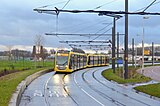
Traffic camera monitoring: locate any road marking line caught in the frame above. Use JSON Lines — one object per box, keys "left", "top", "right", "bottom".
{"left": 81, "top": 88, "right": 105, "bottom": 106}
{"left": 56, "top": 93, "right": 59, "bottom": 97}
{"left": 74, "top": 73, "right": 105, "bottom": 106}
{"left": 54, "top": 91, "right": 56, "bottom": 94}
{"left": 45, "top": 76, "right": 52, "bottom": 90}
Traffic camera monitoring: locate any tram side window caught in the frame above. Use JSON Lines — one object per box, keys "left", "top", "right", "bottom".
{"left": 80, "top": 55, "right": 83, "bottom": 68}
{"left": 105, "top": 56, "right": 109, "bottom": 64}
{"left": 84, "top": 56, "right": 87, "bottom": 66}
{"left": 82, "top": 56, "right": 85, "bottom": 67}
{"left": 91, "top": 56, "right": 94, "bottom": 65}
{"left": 82, "top": 56, "right": 84, "bottom": 66}
{"left": 94, "top": 56, "right": 98, "bottom": 65}
{"left": 74, "top": 55, "right": 78, "bottom": 67}
{"left": 98, "top": 56, "right": 99, "bottom": 64}
{"left": 103, "top": 56, "right": 105, "bottom": 64}
{"left": 100, "top": 56, "right": 102, "bottom": 64}
{"left": 78, "top": 55, "right": 80, "bottom": 68}
{"left": 88, "top": 56, "right": 90, "bottom": 65}
{"left": 93, "top": 56, "right": 95, "bottom": 65}
{"left": 69, "top": 54, "right": 74, "bottom": 69}
{"left": 102, "top": 56, "right": 104, "bottom": 64}
{"left": 98, "top": 56, "right": 100, "bottom": 64}
{"left": 97, "top": 56, "right": 99, "bottom": 64}
{"left": 93, "top": 56, "right": 94, "bottom": 65}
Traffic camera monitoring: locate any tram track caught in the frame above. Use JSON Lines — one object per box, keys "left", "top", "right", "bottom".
{"left": 73, "top": 69, "right": 106, "bottom": 106}
{"left": 19, "top": 67, "right": 160, "bottom": 106}
{"left": 81, "top": 68, "right": 126, "bottom": 106}
{"left": 44, "top": 73, "right": 78, "bottom": 106}
{"left": 62, "top": 74, "right": 79, "bottom": 106}
{"left": 44, "top": 75, "right": 53, "bottom": 106}
{"left": 91, "top": 68, "right": 150, "bottom": 106}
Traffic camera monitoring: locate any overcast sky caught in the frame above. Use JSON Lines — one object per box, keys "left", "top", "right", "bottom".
{"left": 0, "top": 0, "right": 160, "bottom": 51}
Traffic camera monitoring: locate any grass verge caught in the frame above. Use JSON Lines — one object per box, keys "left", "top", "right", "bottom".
{"left": 102, "top": 66, "right": 160, "bottom": 98}
{"left": 134, "top": 83, "right": 160, "bottom": 98}
{"left": 0, "top": 60, "right": 54, "bottom": 77}
{"left": 0, "top": 67, "right": 52, "bottom": 106}
{"left": 102, "top": 67, "right": 151, "bottom": 84}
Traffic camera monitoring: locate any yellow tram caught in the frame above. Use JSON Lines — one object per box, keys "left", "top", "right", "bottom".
{"left": 54, "top": 50, "right": 109, "bottom": 72}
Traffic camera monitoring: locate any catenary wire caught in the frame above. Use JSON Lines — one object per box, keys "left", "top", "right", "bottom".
{"left": 91, "top": 27, "right": 112, "bottom": 41}
{"left": 136, "top": 0, "right": 160, "bottom": 12}
{"left": 37, "top": 1, "right": 69, "bottom": 9}
{"left": 142, "top": 0, "right": 157, "bottom": 12}
{"left": 62, "top": 0, "right": 72, "bottom": 9}
{"left": 94, "top": 22, "right": 112, "bottom": 34}
{"left": 94, "top": 0, "right": 119, "bottom": 10}
{"left": 71, "top": 18, "right": 111, "bottom": 33}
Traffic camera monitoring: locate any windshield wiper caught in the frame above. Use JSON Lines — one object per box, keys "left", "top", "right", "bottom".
{"left": 62, "top": 61, "right": 68, "bottom": 65}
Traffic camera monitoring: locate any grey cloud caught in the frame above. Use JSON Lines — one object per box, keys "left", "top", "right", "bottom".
{"left": 0, "top": 0, "right": 160, "bottom": 48}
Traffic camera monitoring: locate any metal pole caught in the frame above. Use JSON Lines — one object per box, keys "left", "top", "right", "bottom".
{"left": 142, "top": 18, "right": 144, "bottom": 73}
{"left": 112, "top": 26, "right": 116, "bottom": 73}
{"left": 124, "top": 0, "right": 128, "bottom": 79}
{"left": 117, "top": 32, "right": 119, "bottom": 68}
{"left": 132, "top": 38, "right": 134, "bottom": 67}
{"left": 142, "top": 16, "right": 149, "bottom": 72}
{"left": 152, "top": 42, "right": 154, "bottom": 65}
{"left": 135, "top": 45, "right": 137, "bottom": 68}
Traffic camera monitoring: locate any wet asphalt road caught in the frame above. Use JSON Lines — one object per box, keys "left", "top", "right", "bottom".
{"left": 19, "top": 66, "right": 160, "bottom": 106}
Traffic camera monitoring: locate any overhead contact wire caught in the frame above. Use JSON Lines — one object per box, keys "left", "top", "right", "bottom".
{"left": 136, "top": 0, "right": 159, "bottom": 12}
{"left": 94, "top": 0, "right": 118, "bottom": 10}
{"left": 37, "top": 1, "right": 69, "bottom": 9}
{"left": 62, "top": 0, "right": 71, "bottom": 9}
{"left": 142, "top": 0, "right": 157, "bottom": 12}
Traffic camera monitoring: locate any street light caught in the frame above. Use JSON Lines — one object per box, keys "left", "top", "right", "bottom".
{"left": 142, "top": 16, "right": 149, "bottom": 73}
{"left": 135, "top": 34, "right": 140, "bottom": 68}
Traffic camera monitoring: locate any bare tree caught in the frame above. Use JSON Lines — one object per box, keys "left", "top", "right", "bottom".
{"left": 6, "top": 45, "right": 13, "bottom": 61}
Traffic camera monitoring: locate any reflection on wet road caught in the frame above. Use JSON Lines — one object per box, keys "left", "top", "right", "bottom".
{"left": 19, "top": 67, "right": 160, "bottom": 106}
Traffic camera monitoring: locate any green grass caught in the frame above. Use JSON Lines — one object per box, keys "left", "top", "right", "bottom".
{"left": 102, "top": 66, "right": 160, "bottom": 98}
{"left": 0, "top": 68, "right": 53, "bottom": 106}
{"left": 102, "top": 67, "right": 151, "bottom": 84}
{"left": 0, "top": 60, "right": 54, "bottom": 106}
{"left": 0, "top": 60, "right": 54, "bottom": 73}
{"left": 134, "top": 83, "right": 160, "bottom": 98}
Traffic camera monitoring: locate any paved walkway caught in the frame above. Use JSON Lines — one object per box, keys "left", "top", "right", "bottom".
{"left": 137, "top": 66, "right": 160, "bottom": 82}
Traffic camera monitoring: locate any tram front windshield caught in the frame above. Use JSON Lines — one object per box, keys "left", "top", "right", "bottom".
{"left": 56, "top": 56, "right": 68, "bottom": 66}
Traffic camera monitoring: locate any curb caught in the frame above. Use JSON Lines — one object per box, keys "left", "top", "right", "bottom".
{"left": 103, "top": 67, "right": 160, "bottom": 101}
{"left": 132, "top": 89, "right": 160, "bottom": 101}
{"left": 9, "top": 69, "right": 53, "bottom": 106}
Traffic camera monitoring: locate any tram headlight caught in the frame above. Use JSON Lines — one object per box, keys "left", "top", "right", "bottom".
{"left": 56, "top": 65, "right": 58, "bottom": 67}
{"left": 65, "top": 65, "right": 68, "bottom": 68}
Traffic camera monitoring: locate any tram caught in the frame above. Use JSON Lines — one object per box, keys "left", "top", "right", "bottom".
{"left": 54, "top": 49, "right": 109, "bottom": 72}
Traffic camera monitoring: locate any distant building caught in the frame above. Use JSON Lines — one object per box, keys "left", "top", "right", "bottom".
{"left": 0, "top": 49, "right": 32, "bottom": 60}
{"left": 32, "top": 46, "right": 49, "bottom": 61}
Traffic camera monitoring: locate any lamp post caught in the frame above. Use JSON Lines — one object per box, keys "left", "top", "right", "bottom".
{"left": 142, "top": 16, "right": 149, "bottom": 73}
{"left": 135, "top": 34, "right": 140, "bottom": 68}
